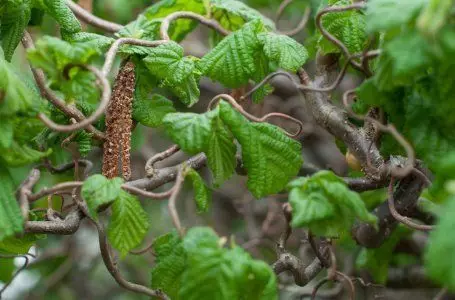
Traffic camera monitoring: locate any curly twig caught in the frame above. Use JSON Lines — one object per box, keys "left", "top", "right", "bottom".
{"left": 388, "top": 177, "right": 434, "bottom": 231}
{"left": 209, "top": 94, "right": 304, "bottom": 138}
{"left": 276, "top": 0, "right": 311, "bottom": 36}
{"left": 145, "top": 145, "right": 180, "bottom": 177}
{"left": 168, "top": 168, "right": 186, "bottom": 237}
{"left": 160, "top": 11, "right": 230, "bottom": 41}
{"left": 0, "top": 254, "right": 33, "bottom": 297}
{"left": 65, "top": 0, "right": 123, "bottom": 32}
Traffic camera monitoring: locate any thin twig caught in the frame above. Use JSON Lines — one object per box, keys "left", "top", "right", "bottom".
{"left": 0, "top": 255, "right": 31, "bottom": 298}
{"left": 168, "top": 168, "right": 186, "bottom": 237}
{"left": 387, "top": 177, "right": 434, "bottom": 231}
{"left": 209, "top": 94, "right": 304, "bottom": 138}
{"left": 276, "top": 0, "right": 311, "bottom": 36}
{"left": 145, "top": 145, "right": 180, "bottom": 177}
{"left": 160, "top": 11, "right": 230, "bottom": 41}
{"left": 65, "top": 0, "right": 123, "bottom": 32}
{"left": 17, "top": 169, "right": 41, "bottom": 220}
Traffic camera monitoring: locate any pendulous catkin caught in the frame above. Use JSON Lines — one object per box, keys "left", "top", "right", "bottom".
{"left": 102, "top": 61, "right": 135, "bottom": 180}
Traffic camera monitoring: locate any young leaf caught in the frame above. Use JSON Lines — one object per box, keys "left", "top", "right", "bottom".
{"left": 107, "top": 190, "right": 150, "bottom": 257}
{"left": 151, "top": 231, "right": 186, "bottom": 299}
{"left": 318, "top": 0, "right": 367, "bottom": 54}
{"left": 43, "top": 0, "right": 82, "bottom": 33}
{"left": 1, "top": 142, "right": 52, "bottom": 167}
{"left": 288, "top": 171, "right": 377, "bottom": 237}
{"left": 209, "top": 0, "right": 275, "bottom": 31}
{"left": 0, "top": 233, "right": 46, "bottom": 255}
{"left": 133, "top": 94, "right": 176, "bottom": 128}
{"left": 366, "top": 0, "right": 428, "bottom": 32}
{"left": 425, "top": 196, "right": 455, "bottom": 291}
{"left": 206, "top": 109, "right": 237, "bottom": 186}
{"left": 185, "top": 168, "right": 211, "bottom": 213}
{"left": 162, "top": 111, "right": 214, "bottom": 154}
{"left": 0, "top": 1, "right": 31, "bottom": 61}
{"left": 219, "top": 101, "right": 303, "bottom": 198}
{"left": 81, "top": 175, "right": 124, "bottom": 220}
{"left": 143, "top": 42, "right": 201, "bottom": 106}
{"left": 198, "top": 19, "right": 264, "bottom": 88}
{"left": 0, "top": 121, "right": 14, "bottom": 149}
{"left": 0, "top": 166, "right": 24, "bottom": 242}
{"left": 258, "top": 32, "right": 309, "bottom": 72}
{"left": 179, "top": 227, "right": 277, "bottom": 299}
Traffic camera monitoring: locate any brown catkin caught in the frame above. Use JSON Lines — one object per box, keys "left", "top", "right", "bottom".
{"left": 102, "top": 61, "right": 135, "bottom": 180}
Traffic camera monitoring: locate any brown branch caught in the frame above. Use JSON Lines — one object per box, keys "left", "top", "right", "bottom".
{"left": 168, "top": 168, "right": 186, "bottom": 237}
{"left": 65, "top": 0, "right": 123, "bottom": 33}
{"left": 160, "top": 11, "right": 230, "bottom": 41}
{"left": 17, "top": 169, "right": 41, "bottom": 220}
{"left": 276, "top": 0, "right": 311, "bottom": 36}
{"left": 21, "top": 31, "right": 105, "bottom": 140}
{"left": 145, "top": 145, "right": 180, "bottom": 177}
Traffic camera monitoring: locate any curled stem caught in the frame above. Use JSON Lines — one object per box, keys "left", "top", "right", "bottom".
{"left": 168, "top": 168, "right": 186, "bottom": 237}
{"left": 276, "top": 0, "right": 311, "bottom": 36}
{"left": 145, "top": 145, "right": 181, "bottom": 177}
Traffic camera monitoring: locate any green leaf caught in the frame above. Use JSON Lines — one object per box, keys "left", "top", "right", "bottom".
{"left": 199, "top": 19, "right": 265, "bottom": 88}
{"left": 81, "top": 175, "right": 124, "bottom": 220}
{"left": 417, "top": 0, "right": 452, "bottom": 36}
{"left": 162, "top": 111, "right": 214, "bottom": 154}
{"left": 0, "top": 166, "right": 24, "bottom": 242}
{"left": 206, "top": 108, "right": 237, "bottom": 186}
{"left": 0, "top": 0, "right": 32, "bottom": 61}
{"left": 143, "top": 42, "right": 201, "bottom": 106}
{"left": 0, "top": 58, "right": 36, "bottom": 116}
{"left": 0, "top": 233, "right": 46, "bottom": 255}
{"left": 43, "top": 0, "right": 82, "bottom": 33}
{"left": 179, "top": 227, "right": 277, "bottom": 300}
{"left": 0, "top": 259, "right": 15, "bottom": 283}
{"left": 288, "top": 171, "right": 377, "bottom": 237}
{"left": 318, "top": 0, "right": 367, "bottom": 54}
{"left": 133, "top": 94, "right": 176, "bottom": 128}
{"left": 0, "top": 121, "right": 14, "bottom": 149}
{"left": 209, "top": 0, "right": 275, "bottom": 31}
{"left": 62, "top": 32, "right": 114, "bottom": 52}
{"left": 186, "top": 168, "right": 211, "bottom": 213}
{"left": 72, "top": 130, "right": 93, "bottom": 157}
{"left": 258, "top": 32, "right": 309, "bottom": 72}
{"left": 116, "top": 15, "right": 161, "bottom": 56}
{"left": 219, "top": 101, "right": 302, "bottom": 198}
{"left": 366, "top": 0, "right": 428, "bottom": 33}
{"left": 151, "top": 231, "right": 186, "bottom": 299}
{"left": 1, "top": 142, "right": 52, "bottom": 167}
{"left": 107, "top": 190, "right": 150, "bottom": 257}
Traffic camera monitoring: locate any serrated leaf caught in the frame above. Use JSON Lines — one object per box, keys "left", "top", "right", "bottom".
{"left": 288, "top": 171, "right": 377, "bottom": 237}
{"left": 107, "top": 190, "right": 150, "bottom": 257}
{"left": 209, "top": 0, "right": 275, "bottom": 31}
{"left": 73, "top": 130, "right": 93, "bottom": 157}
{"left": 258, "top": 32, "right": 309, "bottom": 72}
{"left": 219, "top": 100, "right": 302, "bottom": 198}
{"left": 162, "top": 111, "right": 214, "bottom": 154}
{"left": 0, "top": 233, "right": 46, "bottom": 255}
{"left": 425, "top": 196, "right": 455, "bottom": 291}
{"left": 0, "top": 1, "right": 31, "bottom": 61}
{"left": 133, "top": 94, "right": 176, "bottom": 127}
{"left": 81, "top": 175, "right": 124, "bottom": 220}
{"left": 318, "top": 0, "right": 367, "bottom": 54}
{"left": 199, "top": 19, "right": 264, "bottom": 88}
{"left": 186, "top": 168, "right": 211, "bottom": 213}
{"left": 1, "top": 142, "right": 52, "bottom": 167}
{"left": 0, "top": 121, "right": 14, "bottom": 149}
{"left": 117, "top": 15, "right": 161, "bottom": 56}
{"left": 62, "top": 32, "right": 114, "bottom": 52}
{"left": 143, "top": 42, "right": 201, "bottom": 106}
{"left": 206, "top": 109, "right": 237, "bottom": 186}
{"left": 151, "top": 231, "right": 186, "bottom": 299}
{"left": 366, "top": 0, "right": 428, "bottom": 32}
{"left": 179, "top": 227, "right": 277, "bottom": 300}
{"left": 0, "top": 166, "right": 24, "bottom": 242}
{"left": 43, "top": 0, "right": 81, "bottom": 33}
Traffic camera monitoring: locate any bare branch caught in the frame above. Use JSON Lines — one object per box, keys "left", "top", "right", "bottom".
{"left": 168, "top": 168, "right": 186, "bottom": 237}
{"left": 160, "top": 11, "right": 230, "bottom": 41}
{"left": 0, "top": 254, "right": 32, "bottom": 298}
{"left": 66, "top": 0, "right": 123, "bottom": 32}
{"left": 145, "top": 144, "right": 180, "bottom": 177}
{"left": 17, "top": 169, "right": 41, "bottom": 220}
{"left": 276, "top": 0, "right": 311, "bottom": 36}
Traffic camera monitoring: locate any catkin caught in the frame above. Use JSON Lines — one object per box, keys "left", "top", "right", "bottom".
{"left": 102, "top": 61, "right": 135, "bottom": 180}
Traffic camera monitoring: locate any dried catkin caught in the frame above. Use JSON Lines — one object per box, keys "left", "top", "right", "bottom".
{"left": 102, "top": 61, "right": 135, "bottom": 180}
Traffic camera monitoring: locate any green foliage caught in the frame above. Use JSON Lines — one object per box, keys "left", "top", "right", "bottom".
{"left": 425, "top": 197, "right": 455, "bottom": 291}
{"left": 42, "top": 0, "right": 81, "bottom": 33}
{"left": 81, "top": 175, "right": 124, "bottom": 220}
{"left": 107, "top": 190, "right": 150, "bottom": 257}
{"left": 288, "top": 171, "right": 377, "bottom": 237}
{"left": 133, "top": 94, "right": 176, "bottom": 127}
{"left": 143, "top": 42, "right": 201, "bottom": 106}
{"left": 0, "top": 166, "right": 24, "bottom": 242}
{"left": 185, "top": 168, "right": 211, "bottom": 213}
{"left": 209, "top": 0, "right": 275, "bottom": 31}
{"left": 219, "top": 101, "right": 302, "bottom": 198}
{"left": 0, "top": 259, "right": 15, "bottom": 283}
{"left": 150, "top": 227, "right": 277, "bottom": 299}
{"left": 0, "top": 0, "right": 31, "bottom": 61}
{"left": 318, "top": 0, "right": 367, "bottom": 54}
{"left": 0, "top": 233, "right": 46, "bottom": 254}
{"left": 356, "top": 226, "right": 409, "bottom": 284}
{"left": 417, "top": 0, "right": 452, "bottom": 37}
{"left": 163, "top": 101, "right": 302, "bottom": 197}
